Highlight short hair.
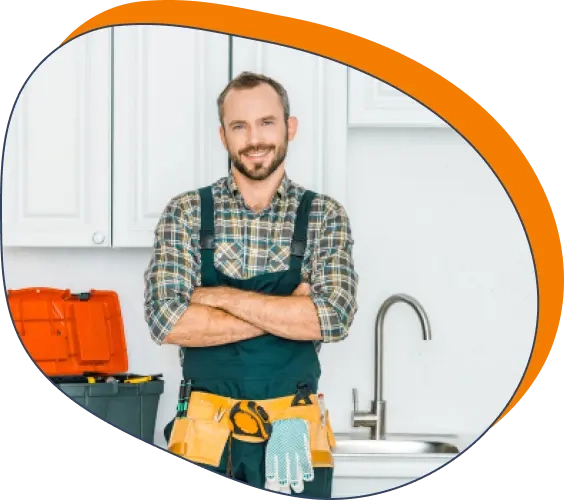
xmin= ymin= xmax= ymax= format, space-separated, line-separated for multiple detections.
xmin=217 ymin=71 xmax=290 ymax=126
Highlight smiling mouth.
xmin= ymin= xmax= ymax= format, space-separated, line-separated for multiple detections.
xmin=242 ymin=148 xmax=273 ymax=161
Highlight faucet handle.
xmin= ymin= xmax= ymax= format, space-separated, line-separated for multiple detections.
xmin=352 ymin=388 xmax=359 ymax=413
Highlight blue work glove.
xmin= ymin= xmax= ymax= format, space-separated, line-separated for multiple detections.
xmin=264 ymin=418 xmax=314 ymax=494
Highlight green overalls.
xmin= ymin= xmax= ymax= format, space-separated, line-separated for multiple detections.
xmin=164 ymin=185 xmax=333 ymax=498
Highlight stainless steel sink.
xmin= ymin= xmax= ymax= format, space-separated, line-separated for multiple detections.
xmin=332 ymin=432 xmax=460 ymax=456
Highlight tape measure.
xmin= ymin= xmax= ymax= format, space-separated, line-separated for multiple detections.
xmin=229 ymin=401 xmax=272 ymax=441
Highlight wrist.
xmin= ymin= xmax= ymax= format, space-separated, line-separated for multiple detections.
xmin=192 ymin=286 xmax=230 ymax=309
xmin=191 ymin=287 xmax=215 ymax=308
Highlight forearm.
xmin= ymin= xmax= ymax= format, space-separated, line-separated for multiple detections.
xmin=193 ymin=287 xmax=322 ymax=341
xmin=162 ymin=303 xmax=265 ymax=347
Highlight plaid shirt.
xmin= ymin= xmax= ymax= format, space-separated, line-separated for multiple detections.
xmin=143 ymin=171 xmax=358 ymax=362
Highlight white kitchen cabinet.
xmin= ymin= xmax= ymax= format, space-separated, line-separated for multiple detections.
xmin=231 ymin=36 xmax=349 ymax=206
xmin=111 ymin=25 xmax=230 ymax=247
xmin=332 ymin=454 xmax=453 ymax=497
xmin=347 ymin=67 xmax=448 ymax=127
xmin=330 ymin=432 xmax=470 ymax=498
xmin=1 ymin=29 xmax=350 ymax=248
xmin=1 ymin=28 xmax=112 ymax=247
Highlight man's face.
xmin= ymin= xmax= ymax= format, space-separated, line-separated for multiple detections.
xmin=219 ymin=83 xmax=297 ymax=181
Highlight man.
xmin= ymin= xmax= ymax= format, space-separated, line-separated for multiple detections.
xmin=143 ymin=71 xmax=358 ymax=498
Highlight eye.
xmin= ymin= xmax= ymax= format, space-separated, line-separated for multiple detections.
xmin=263 ymin=120 xmax=274 ymax=125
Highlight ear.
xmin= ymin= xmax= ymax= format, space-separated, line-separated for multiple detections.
xmin=219 ymin=125 xmax=227 ymax=149
xmin=287 ymin=116 xmax=298 ymax=141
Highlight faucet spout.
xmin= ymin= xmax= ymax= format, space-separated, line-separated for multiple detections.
xmin=375 ymin=294 xmax=431 ymax=409
xmin=351 ymin=293 xmax=432 ymax=440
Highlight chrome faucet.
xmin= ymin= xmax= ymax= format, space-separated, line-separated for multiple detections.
xmin=351 ymin=293 xmax=432 ymax=439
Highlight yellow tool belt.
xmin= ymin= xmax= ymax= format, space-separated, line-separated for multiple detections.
xmin=167 ymin=390 xmax=336 ymax=469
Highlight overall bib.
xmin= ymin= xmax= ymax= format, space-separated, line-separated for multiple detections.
xmin=164 ymin=185 xmax=334 ymax=498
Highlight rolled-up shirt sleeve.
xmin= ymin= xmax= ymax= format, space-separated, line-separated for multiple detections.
xmin=309 ymin=199 xmax=359 ymax=342
xmin=143 ymin=196 xmax=198 ymax=345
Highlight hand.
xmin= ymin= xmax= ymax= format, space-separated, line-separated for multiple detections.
xmin=264 ymin=418 xmax=314 ymax=494
xmin=292 ymin=282 xmax=311 ymax=297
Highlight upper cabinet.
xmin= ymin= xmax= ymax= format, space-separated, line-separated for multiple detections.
xmin=231 ymin=36 xmax=349 ymax=206
xmin=347 ymin=67 xmax=448 ymax=127
xmin=1 ymin=28 xmax=112 ymax=247
xmin=111 ymin=25 xmax=229 ymax=247
xmin=1 ymin=27 xmax=374 ymax=248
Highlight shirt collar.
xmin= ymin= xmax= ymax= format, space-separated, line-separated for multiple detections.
xmin=227 ymin=169 xmax=289 ymax=200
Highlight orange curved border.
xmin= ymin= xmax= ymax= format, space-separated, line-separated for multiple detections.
xmin=59 ymin=1 xmax=563 ymax=425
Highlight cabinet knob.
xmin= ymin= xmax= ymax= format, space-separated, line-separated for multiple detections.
xmin=92 ymin=232 xmax=105 ymax=245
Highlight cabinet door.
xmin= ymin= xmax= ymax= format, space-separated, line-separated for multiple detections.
xmin=347 ymin=67 xmax=448 ymax=127
xmin=2 ymin=28 xmax=112 ymax=247
xmin=231 ymin=37 xmax=349 ymax=205
xmin=112 ymin=25 xmax=230 ymax=247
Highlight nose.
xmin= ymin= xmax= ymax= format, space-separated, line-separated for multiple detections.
xmin=247 ymin=124 xmax=265 ymax=146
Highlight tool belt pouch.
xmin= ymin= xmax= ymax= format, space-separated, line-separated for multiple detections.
xmin=167 ymin=417 xmax=190 ymax=456
xmin=168 ymin=411 xmax=230 ymax=467
xmin=325 ymin=410 xmax=337 ymax=449
xmin=308 ymin=411 xmax=336 ymax=468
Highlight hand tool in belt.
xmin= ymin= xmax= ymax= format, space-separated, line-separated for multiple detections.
xmin=167 ymin=379 xmax=192 ymax=455
xmin=291 ymin=382 xmax=314 ymax=406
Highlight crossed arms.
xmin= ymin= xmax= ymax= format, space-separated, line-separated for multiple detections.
xmin=162 ymin=282 xmax=318 ymax=347
xmin=143 ymin=195 xmax=358 ymax=348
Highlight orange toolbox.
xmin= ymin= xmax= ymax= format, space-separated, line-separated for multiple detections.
xmin=7 ymin=287 xmax=164 ymax=444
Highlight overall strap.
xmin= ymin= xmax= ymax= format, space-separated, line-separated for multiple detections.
xmin=289 ymin=190 xmax=315 ymax=272
xmin=198 ymin=186 xmax=215 ymax=273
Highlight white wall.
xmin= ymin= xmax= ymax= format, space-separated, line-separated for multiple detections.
xmin=1 ymin=126 xmax=537 ymax=449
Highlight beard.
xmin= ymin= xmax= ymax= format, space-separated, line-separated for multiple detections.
xmin=228 ymin=130 xmax=289 ymax=181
